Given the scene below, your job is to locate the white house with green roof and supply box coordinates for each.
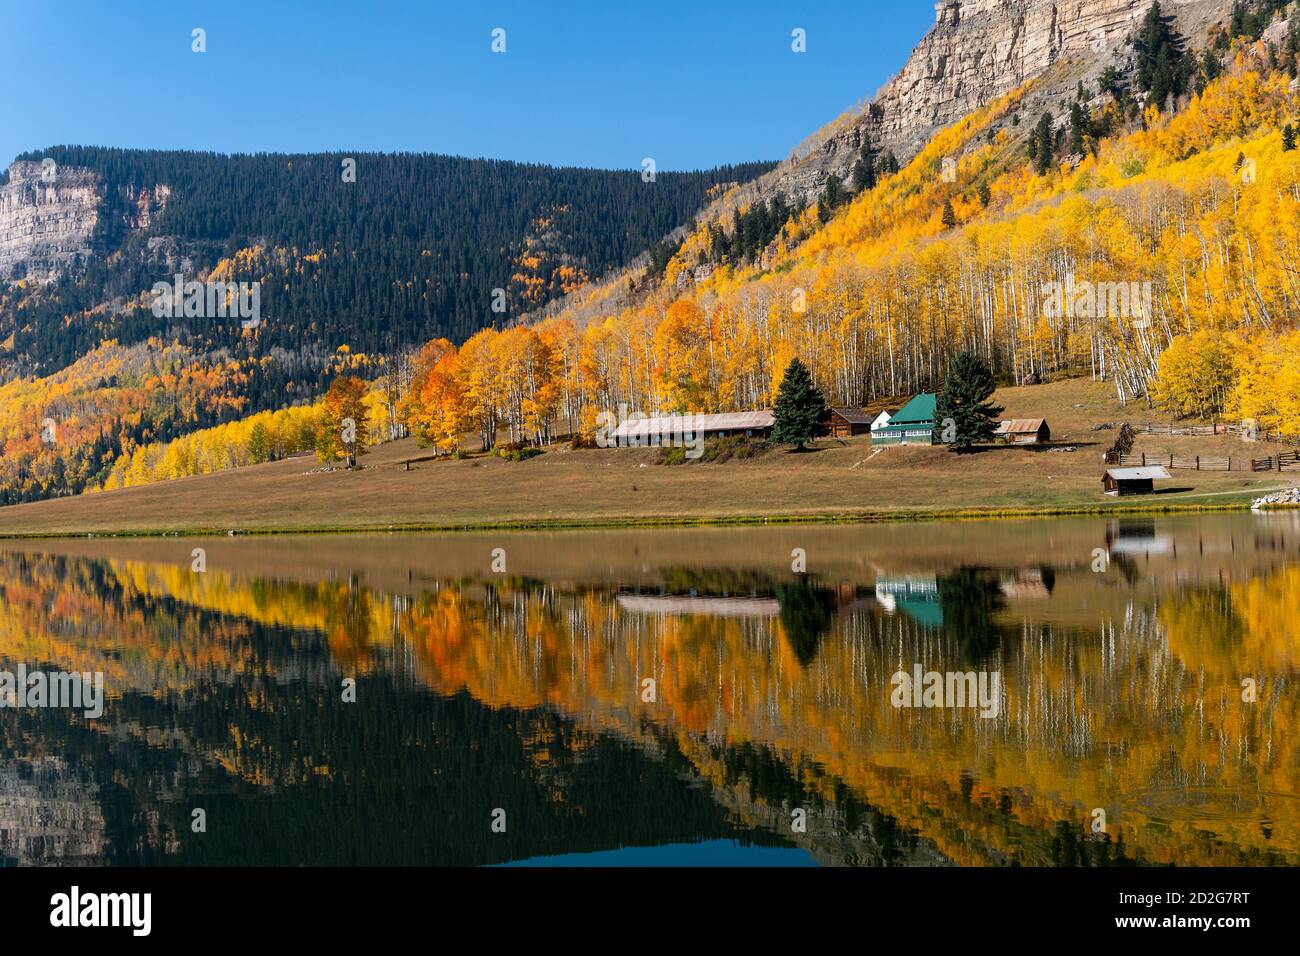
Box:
[871,392,937,445]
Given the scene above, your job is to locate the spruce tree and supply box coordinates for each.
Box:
[1284,124,1297,152]
[1069,102,1089,154]
[771,357,831,451]
[934,351,1004,453]
[817,174,845,223]
[852,137,877,192]
[1132,2,1186,104]
[942,199,957,228]
[1034,113,1055,175]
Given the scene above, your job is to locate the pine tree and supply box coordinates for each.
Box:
[1132,2,1187,105]
[934,351,1004,453]
[978,181,992,207]
[1283,124,1297,152]
[852,137,877,192]
[942,199,957,228]
[771,357,831,451]
[1069,102,1089,154]
[1034,113,1055,175]
[817,174,845,223]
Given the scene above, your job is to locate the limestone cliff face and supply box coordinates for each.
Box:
[767,0,1231,204]
[0,160,102,283]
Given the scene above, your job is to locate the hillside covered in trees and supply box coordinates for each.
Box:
[8,1,1300,509]
[385,2,1300,457]
[0,149,773,502]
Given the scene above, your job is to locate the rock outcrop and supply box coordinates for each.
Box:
[0,159,102,283]
[767,0,1232,204]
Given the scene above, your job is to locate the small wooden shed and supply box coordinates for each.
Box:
[829,407,873,438]
[1103,466,1171,496]
[995,418,1051,444]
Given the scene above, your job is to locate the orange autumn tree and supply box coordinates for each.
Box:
[402,338,469,456]
[318,375,370,468]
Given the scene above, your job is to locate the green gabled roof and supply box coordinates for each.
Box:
[889,392,937,425]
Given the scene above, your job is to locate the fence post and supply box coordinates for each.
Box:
[1142,452,1146,467]
[1196,456,1200,471]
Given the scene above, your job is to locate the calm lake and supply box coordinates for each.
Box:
[1,514,1297,866]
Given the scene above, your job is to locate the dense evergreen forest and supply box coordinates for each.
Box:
[3,146,773,380]
[0,148,772,502]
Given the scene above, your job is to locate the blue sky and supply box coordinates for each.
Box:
[2,1,934,171]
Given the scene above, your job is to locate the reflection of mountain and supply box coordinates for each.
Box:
[1,542,1298,867]
[0,757,106,865]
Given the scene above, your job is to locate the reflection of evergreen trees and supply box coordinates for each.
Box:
[936,568,1009,664]
[3,676,789,866]
[649,567,842,666]
[774,580,837,666]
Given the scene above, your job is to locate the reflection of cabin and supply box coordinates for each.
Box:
[829,407,873,437]
[999,567,1054,600]
[1103,466,1171,496]
[615,594,778,617]
[1106,519,1171,555]
[872,393,937,445]
[874,575,943,627]
[610,410,774,444]
[995,418,1051,444]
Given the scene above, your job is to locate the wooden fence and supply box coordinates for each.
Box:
[1134,422,1300,444]
[1114,451,1300,472]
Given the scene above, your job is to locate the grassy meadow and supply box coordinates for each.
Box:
[0,378,1296,537]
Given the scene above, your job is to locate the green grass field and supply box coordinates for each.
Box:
[1,377,1296,537]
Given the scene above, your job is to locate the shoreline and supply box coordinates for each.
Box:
[2,497,1296,541]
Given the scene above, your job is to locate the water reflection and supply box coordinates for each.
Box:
[0,513,1297,866]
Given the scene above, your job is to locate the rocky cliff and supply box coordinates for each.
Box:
[767,0,1232,204]
[0,159,102,283]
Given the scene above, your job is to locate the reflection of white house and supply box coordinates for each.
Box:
[873,575,938,613]
[870,410,893,433]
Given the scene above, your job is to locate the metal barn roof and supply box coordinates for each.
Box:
[610,410,774,438]
[830,406,873,424]
[887,393,937,424]
[995,418,1048,434]
[1105,467,1171,480]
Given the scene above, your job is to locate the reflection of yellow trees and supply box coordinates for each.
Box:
[1230,568,1300,672]
[5,553,1298,865]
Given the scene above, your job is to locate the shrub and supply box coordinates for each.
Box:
[495,445,543,462]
